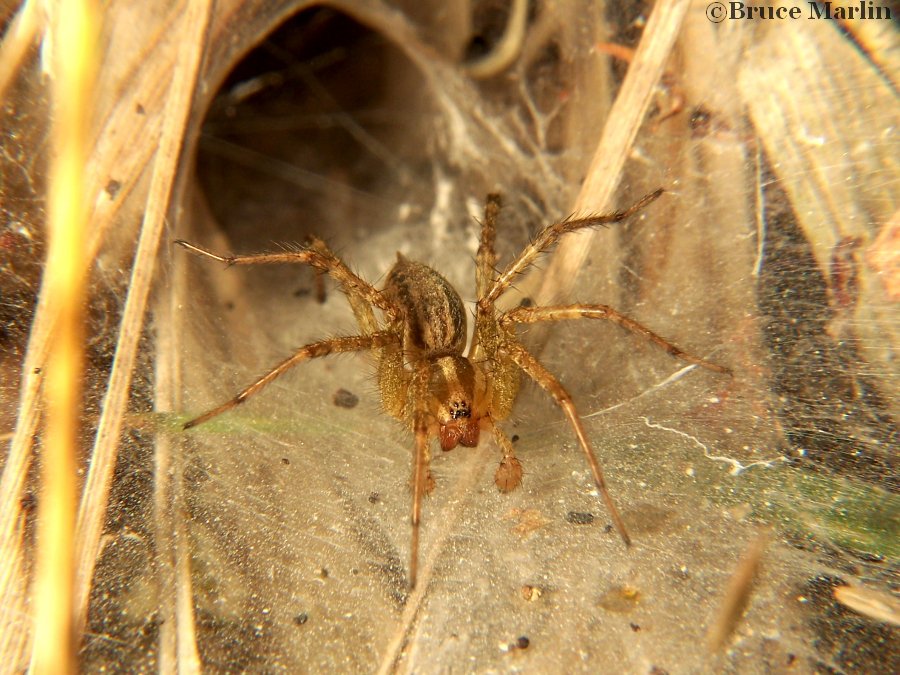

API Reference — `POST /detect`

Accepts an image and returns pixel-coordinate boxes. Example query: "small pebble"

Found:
[333,388,359,408]
[566,511,594,525]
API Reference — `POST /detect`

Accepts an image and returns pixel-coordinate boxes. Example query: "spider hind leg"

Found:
[502,341,631,546]
[502,304,731,375]
[182,333,393,429]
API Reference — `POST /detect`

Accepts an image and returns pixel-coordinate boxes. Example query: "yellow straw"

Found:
[31,1,96,672]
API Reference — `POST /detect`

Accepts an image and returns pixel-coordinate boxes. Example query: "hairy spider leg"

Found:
[182,333,394,429]
[502,305,732,375]
[409,360,432,588]
[475,193,501,301]
[174,237,395,333]
[468,194,524,489]
[175,238,405,428]
[481,188,665,305]
[501,341,631,545]
[177,237,495,589]
[495,303,732,538]
[469,190,667,547]
[470,192,503,363]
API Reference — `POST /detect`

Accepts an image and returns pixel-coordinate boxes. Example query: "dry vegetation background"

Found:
[0,0,897,672]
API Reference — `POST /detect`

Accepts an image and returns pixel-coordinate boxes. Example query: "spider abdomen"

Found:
[384,254,466,358]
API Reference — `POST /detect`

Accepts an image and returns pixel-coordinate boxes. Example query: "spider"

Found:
[176,188,729,587]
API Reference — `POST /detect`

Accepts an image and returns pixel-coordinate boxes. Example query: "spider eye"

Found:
[449,400,471,419]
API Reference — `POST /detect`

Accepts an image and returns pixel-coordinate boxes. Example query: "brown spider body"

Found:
[384,255,467,358]
[382,254,513,453]
[176,187,730,588]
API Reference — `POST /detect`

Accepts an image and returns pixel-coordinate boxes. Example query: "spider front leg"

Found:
[500,340,631,546]
[175,237,393,333]
[483,189,664,305]
[476,193,501,301]
[182,333,393,429]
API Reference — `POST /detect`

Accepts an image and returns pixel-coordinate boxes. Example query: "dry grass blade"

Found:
[738,10,899,416]
[464,0,527,79]
[0,0,41,101]
[0,4,55,668]
[30,2,97,672]
[154,210,200,672]
[834,584,900,626]
[706,529,769,651]
[0,4,179,664]
[532,0,692,306]
[70,0,214,647]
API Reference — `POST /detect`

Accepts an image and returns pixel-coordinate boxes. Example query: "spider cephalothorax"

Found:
[177,188,729,587]
[382,255,493,452]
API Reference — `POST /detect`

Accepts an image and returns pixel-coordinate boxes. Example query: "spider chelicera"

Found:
[176,188,729,587]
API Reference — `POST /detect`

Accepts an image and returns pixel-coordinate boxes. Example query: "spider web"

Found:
[1,0,897,672]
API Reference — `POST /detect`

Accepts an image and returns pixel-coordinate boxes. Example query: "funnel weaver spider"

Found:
[176,188,729,587]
